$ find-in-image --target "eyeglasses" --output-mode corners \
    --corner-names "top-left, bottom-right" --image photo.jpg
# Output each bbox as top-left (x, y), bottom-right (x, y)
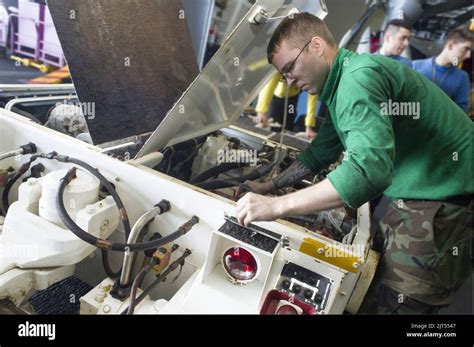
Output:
top-left (280, 40), bottom-right (311, 81)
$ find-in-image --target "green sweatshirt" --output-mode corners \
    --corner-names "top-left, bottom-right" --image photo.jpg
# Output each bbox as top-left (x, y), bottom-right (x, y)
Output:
top-left (298, 48), bottom-right (473, 208)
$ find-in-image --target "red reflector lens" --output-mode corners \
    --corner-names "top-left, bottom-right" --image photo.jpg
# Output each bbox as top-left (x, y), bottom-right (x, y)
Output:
top-left (223, 247), bottom-right (258, 281)
top-left (276, 305), bottom-right (299, 315)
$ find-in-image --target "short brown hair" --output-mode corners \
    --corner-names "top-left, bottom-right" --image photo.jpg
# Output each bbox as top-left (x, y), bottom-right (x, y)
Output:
top-left (267, 12), bottom-right (336, 64)
top-left (384, 19), bottom-right (412, 33)
top-left (446, 24), bottom-right (473, 45)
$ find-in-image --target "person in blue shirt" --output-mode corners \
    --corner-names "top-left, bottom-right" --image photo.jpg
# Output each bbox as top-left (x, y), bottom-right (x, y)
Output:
top-left (413, 25), bottom-right (472, 112)
top-left (377, 19), bottom-right (413, 68)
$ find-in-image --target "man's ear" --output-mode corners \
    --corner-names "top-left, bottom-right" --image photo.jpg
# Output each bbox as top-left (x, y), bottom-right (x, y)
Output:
top-left (310, 37), bottom-right (323, 56)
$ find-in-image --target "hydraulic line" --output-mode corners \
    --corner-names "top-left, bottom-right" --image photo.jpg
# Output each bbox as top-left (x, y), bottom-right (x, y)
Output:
top-left (119, 200), bottom-right (171, 287)
top-left (0, 142), bottom-right (37, 161)
top-left (195, 178), bottom-right (251, 191)
top-left (126, 244), bottom-right (179, 313)
top-left (190, 162), bottom-right (249, 184)
top-left (3, 149), bottom-right (198, 270)
top-left (1, 143), bottom-right (38, 214)
top-left (54, 155), bottom-right (132, 239)
top-left (57, 168), bottom-right (199, 252)
top-left (50, 153), bottom-right (135, 278)
top-left (2, 155), bottom-right (38, 215)
top-left (2, 151), bottom-right (133, 276)
top-left (195, 153), bottom-right (284, 190)
top-left (101, 250), bottom-right (121, 279)
top-left (122, 248), bottom-right (192, 315)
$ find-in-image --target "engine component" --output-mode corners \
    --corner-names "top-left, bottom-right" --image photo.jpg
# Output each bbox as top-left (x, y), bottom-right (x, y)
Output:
top-left (57, 168), bottom-right (199, 252)
top-left (18, 177), bottom-right (42, 215)
top-left (190, 162), bottom-right (249, 184)
top-left (195, 152), bottom-right (285, 191)
top-left (118, 200), bottom-right (171, 289)
top-left (191, 135), bottom-right (230, 179)
top-left (151, 244), bottom-right (175, 274)
top-left (2, 155), bottom-right (44, 215)
top-left (45, 104), bottom-right (89, 138)
top-left (1, 189), bottom-right (120, 274)
top-left (21, 163), bottom-right (45, 182)
top-left (39, 169), bottom-right (99, 227)
top-left (122, 248), bottom-right (192, 315)
top-left (0, 142), bottom-right (37, 162)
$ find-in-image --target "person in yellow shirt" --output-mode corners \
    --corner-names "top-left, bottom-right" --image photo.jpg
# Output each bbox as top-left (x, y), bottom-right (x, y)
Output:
top-left (255, 72), bottom-right (318, 139)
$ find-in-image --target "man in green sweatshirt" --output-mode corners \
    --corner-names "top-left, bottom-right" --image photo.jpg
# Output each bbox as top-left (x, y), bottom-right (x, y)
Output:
top-left (236, 12), bottom-right (473, 314)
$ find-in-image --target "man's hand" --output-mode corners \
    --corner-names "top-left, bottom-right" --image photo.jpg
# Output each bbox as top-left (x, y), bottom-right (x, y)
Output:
top-left (255, 112), bottom-right (269, 127)
top-left (236, 179), bottom-right (345, 227)
top-left (236, 193), bottom-right (281, 227)
top-left (305, 126), bottom-right (317, 140)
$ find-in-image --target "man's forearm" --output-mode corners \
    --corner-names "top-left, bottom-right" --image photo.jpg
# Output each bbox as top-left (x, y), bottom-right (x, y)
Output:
top-left (271, 160), bottom-right (313, 190)
top-left (275, 178), bottom-right (344, 217)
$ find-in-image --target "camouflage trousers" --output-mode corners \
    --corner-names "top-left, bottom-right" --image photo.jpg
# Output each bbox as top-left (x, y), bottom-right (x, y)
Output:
top-left (360, 198), bottom-right (472, 314)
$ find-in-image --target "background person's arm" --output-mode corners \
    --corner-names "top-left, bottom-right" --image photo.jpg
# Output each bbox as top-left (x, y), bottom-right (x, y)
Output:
top-left (255, 73), bottom-right (280, 125)
top-left (305, 94), bottom-right (318, 139)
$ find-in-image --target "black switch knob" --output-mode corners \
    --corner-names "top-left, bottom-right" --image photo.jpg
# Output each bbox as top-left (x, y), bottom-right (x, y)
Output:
top-left (292, 284), bottom-right (301, 294)
top-left (309, 278), bottom-right (317, 286)
top-left (303, 289), bottom-right (313, 300)
top-left (314, 294), bottom-right (323, 303)
top-left (281, 280), bottom-right (291, 290)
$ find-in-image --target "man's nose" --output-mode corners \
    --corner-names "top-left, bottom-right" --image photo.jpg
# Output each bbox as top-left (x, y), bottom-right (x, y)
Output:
top-left (286, 77), bottom-right (296, 86)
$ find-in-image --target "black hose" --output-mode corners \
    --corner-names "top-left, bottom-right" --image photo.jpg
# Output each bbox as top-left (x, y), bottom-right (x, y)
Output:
top-left (56, 169), bottom-right (199, 252)
top-left (65, 155), bottom-right (131, 278)
top-left (56, 156), bottom-right (132, 240)
top-left (53, 155), bottom-right (134, 278)
top-left (190, 162), bottom-right (249, 184)
top-left (2, 155), bottom-right (38, 215)
top-left (1, 151), bottom-right (130, 276)
top-left (167, 135), bottom-right (208, 152)
top-left (1, 144), bottom-right (38, 214)
top-left (240, 160), bottom-right (279, 181)
top-left (170, 145), bottom-right (201, 176)
top-left (195, 160), bottom-right (279, 190)
top-left (195, 178), bottom-right (249, 190)
top-left (101, 250), bottom-right (121, 278)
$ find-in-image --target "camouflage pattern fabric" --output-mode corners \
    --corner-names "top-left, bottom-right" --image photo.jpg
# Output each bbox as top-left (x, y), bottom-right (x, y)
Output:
top-left (362, 198), bottom-right (472, 314)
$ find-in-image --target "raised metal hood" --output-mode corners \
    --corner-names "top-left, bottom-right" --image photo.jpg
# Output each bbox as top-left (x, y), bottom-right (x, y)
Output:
top-left (136, 0), bottom-right (327, 158)
top-left (47, 0), bottom-right (199, 145)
